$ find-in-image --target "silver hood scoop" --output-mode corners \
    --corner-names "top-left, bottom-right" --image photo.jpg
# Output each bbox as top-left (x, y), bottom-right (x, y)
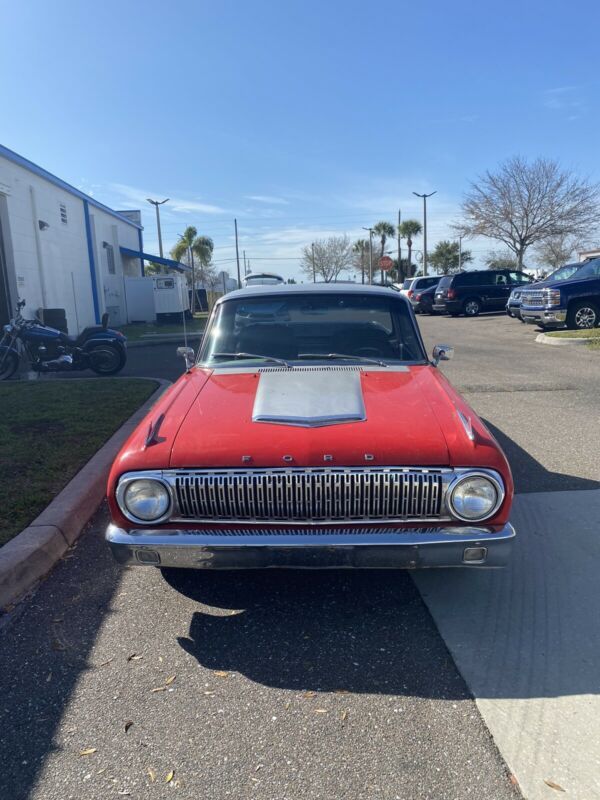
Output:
top-left (252, 367), bottom-right (366, 427)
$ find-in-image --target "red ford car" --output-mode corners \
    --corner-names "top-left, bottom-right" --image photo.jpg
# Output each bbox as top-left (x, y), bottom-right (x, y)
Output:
top-left (106, 284), bottom-right (514, 570)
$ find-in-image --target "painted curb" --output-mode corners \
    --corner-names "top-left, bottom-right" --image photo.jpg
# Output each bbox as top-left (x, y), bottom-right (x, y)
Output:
top-left (0, 377), bottom-right (171, 609)
top-left (535, 332), bottom-right (592, 346)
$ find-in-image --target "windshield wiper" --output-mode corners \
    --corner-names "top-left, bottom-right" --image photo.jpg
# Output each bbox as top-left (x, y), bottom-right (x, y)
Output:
top-left (298, 353), bottom-right (388, 367)
top-left (212, 352), bottom-right (292, 368)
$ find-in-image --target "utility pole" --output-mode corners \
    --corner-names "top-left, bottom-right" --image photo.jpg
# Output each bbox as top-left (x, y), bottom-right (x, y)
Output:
top-left (234, 218), bottom-right (242, 288)
top-left (146, 198), bottom-right (169, 257)
top-left (311, 242), bottom-right (316, 282)
top-left (243, 249), bottom-right (247, 275)
top-left (412, 191), bottom-right (436, 276)
top-left (397, 208), bottom-right (402, 283)
top-left (362, 227), bottom-right (374, 284)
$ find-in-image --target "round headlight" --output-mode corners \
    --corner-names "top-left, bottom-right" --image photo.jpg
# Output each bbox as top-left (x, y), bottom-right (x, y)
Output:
top-left (121, 478), bottom-right (170, 522)
top-left (448, 474), bottom-right (502, 521)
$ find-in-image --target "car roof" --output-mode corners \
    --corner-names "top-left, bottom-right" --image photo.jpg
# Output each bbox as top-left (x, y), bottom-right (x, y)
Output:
top-left (217, 282), bottom-right (407, 303)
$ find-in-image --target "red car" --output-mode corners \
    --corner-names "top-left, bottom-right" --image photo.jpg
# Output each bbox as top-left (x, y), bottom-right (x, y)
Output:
top-left (106, 284), bottom-right (514, 570)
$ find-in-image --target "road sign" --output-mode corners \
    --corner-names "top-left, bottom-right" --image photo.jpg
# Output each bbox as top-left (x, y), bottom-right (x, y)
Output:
top-left (378, 256), bottom-right (394, 271)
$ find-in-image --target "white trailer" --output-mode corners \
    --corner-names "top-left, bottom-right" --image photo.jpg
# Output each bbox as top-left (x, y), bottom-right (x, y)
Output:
top-left (124, 274), bottom-right (190, 322)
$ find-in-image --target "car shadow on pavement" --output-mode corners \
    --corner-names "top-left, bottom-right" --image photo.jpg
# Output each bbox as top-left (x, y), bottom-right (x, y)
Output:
top-left (0, 508), bottom-right (122, 800)
top-left (484, 419), bottom-right (600, 493)
top-left (165, 567), bottom-right (476, 699)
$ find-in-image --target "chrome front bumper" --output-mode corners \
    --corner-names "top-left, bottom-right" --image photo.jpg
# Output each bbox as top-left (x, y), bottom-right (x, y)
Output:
top-left (106, 523), bottom-right (515, 569)
top-left (521, 308), bottom-right (566, 326)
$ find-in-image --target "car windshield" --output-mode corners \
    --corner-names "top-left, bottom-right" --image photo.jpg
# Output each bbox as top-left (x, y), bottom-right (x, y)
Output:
top-left (199, 292), bottom-right (426, 366)
top-left (402, 280), bottom-right (413, 290)
top-left (567, 258), bottom-right (600, 280)
top-left (544, 263), bottom-right (581, 282)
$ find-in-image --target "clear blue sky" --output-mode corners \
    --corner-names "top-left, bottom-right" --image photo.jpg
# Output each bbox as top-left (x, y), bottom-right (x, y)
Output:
top-left (2, 0), bottom-right (599, 278)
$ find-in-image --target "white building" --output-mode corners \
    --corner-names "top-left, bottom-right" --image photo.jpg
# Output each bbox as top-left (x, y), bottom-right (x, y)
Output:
top-left (0, 145), bottom-right (186, 333)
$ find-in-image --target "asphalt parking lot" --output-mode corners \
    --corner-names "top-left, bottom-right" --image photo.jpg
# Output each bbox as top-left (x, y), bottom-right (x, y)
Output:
top-left (1, 311), bottom-right (598, 800)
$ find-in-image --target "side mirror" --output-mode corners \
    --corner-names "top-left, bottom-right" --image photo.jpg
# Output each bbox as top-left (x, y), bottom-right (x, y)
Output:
top-left (177, 346), bottom-right (195, 370)
top-left (432, 344), bottom-right (454, 366)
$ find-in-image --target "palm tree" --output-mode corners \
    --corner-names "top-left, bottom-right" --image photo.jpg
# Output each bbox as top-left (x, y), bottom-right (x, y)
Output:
top-left (171, 227), bottom-right (214, 313)
top-left (352, 239), bottom-right (369, 284)
top-left (399, 220), bottom-right (422, 278)
top-left (373, 221), bottom-right (396, 260)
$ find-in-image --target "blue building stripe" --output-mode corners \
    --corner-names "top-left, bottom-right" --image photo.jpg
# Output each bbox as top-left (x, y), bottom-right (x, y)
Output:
top-left (83, 200), bottom-right (101, 323)
top-left (138, 228), bottom-right (145, 276)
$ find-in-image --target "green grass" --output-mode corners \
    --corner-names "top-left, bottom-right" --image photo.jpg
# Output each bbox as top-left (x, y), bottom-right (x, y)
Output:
top-left (0, 379), bottom-right (157, 547)
top-left (120, 316), bottom-right (206, 342)
top-left (546, 329), bottom-right (600, 339)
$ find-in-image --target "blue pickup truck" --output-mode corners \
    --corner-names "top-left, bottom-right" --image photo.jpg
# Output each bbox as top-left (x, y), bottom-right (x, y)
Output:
top-left (520, 257), bottom-right (600, 330)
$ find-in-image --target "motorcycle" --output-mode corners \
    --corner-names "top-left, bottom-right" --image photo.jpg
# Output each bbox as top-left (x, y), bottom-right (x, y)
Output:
top-left (0, 300), bottom-right (127, 380)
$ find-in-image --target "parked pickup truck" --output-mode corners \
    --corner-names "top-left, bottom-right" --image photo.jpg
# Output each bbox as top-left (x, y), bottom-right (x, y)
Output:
top-left (520, 258), bottom-right (600, 329)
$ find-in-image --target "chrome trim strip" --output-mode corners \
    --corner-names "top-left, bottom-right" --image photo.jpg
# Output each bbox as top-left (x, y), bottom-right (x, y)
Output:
top-left (457, 410), bottom-right (475, 442)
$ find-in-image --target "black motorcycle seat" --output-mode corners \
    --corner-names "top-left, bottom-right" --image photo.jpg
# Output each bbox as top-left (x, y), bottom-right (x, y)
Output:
top-left (60, 326), bottom-right (108, 345)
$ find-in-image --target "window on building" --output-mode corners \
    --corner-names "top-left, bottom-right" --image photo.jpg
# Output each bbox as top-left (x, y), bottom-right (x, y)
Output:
top-left (104, 242), bottom-right (116, 274)
top-left (59, 203), bottom-right (68, 224)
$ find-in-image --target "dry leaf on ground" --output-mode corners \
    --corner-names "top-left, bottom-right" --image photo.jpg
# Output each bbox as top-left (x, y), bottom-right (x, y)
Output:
top-left (124, 720), bottom-right (134, 733)
top-left (165, 770), bottom-right (175, 783)
top-left (214, 670), bottom-right (229, 678)
top-left (543, 779), bottom-right (566, 792)
top-left (79, 748), bottom-right (97, 756)
top-left (127, 653), bottom-right (143, 661)
top-left (151, 686), bottom-right (166, 693)
top-left (147, 768), bottom-right (156, 783)
top-left (165, 675), bottom-right (176, 685)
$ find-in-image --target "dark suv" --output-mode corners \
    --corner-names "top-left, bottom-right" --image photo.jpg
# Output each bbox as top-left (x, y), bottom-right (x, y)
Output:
top-left (433, 269), bottom-right (532, 316)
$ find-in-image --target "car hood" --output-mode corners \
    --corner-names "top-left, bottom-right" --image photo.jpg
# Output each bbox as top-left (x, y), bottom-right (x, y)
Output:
top-left (169, 365), bottom-right (457, 468)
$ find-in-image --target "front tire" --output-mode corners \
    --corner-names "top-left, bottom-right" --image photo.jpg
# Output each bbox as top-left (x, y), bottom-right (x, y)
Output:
top-left (88, 343), bottom-right (126, 375)
top-left (567, 300), bottom-right (599, 330)
top-left (0, 348), bottom-right (19, 380)
top-left (463, 297), bottom-right (481, 317)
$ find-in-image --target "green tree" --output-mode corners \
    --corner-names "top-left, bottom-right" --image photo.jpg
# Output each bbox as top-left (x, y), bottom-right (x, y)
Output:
top-left (352, 239), bottom-right (370, 283)
top-left (429, 240), bottom-right (473, 275)
top-left (171, 227), bottom-right (214, 311)
top-left (485, 250), bottom-right (518, 270)
top-left (144, 261), bottom-right (164, 276)
top-left (373, 221), bottom-right (396, 259)
top-left (398, 220), bottom-right (422, 278)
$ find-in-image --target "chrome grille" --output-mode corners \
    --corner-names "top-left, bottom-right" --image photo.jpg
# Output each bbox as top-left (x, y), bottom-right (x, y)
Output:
top-left (169, 468), bottom-right (445, 523)
top-left (520, 289), bottom-right (545, 307)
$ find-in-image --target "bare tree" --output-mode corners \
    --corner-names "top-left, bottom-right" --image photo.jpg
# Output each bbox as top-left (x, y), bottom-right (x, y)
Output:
top-left (300, 236), bottom-right (353, 282)
top-left (533, 233), bottom-right (579, 270)
top-left (457, 156), bottom-right (600, 268)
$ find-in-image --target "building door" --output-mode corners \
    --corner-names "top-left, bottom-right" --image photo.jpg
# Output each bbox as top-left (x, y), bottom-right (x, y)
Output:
top-left (101, 241), bottom-right (125, 325)
top-left (0, 212), bottom-right (12, 326)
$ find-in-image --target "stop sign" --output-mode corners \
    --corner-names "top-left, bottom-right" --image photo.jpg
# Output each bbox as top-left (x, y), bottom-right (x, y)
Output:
top-left (378, 255), bottom-right (394, 271)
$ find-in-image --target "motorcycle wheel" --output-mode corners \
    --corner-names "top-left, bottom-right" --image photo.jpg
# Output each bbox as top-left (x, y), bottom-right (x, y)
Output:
top-left (0, 349), bottom-right (19, 381)
top-left (88, 343), bottom-right (126, 376)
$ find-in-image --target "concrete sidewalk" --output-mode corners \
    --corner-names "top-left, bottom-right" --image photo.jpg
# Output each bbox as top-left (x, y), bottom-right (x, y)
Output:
top-left (414, 490), bottom-right (600, 800)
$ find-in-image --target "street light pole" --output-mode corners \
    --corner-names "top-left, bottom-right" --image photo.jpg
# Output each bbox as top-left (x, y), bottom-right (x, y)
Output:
top-left (234, 218), bottom-right (242, 288)
top-left (412, 191), bottom-right (436, 276)
top-left (146, 198), bottom-right (169, 258)
top-left (362, 227), bottom-right (374, 284)
top-left (397, 209), bottom-right (402, 283)
top-left (311, 242), bottom-right (316, 282)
